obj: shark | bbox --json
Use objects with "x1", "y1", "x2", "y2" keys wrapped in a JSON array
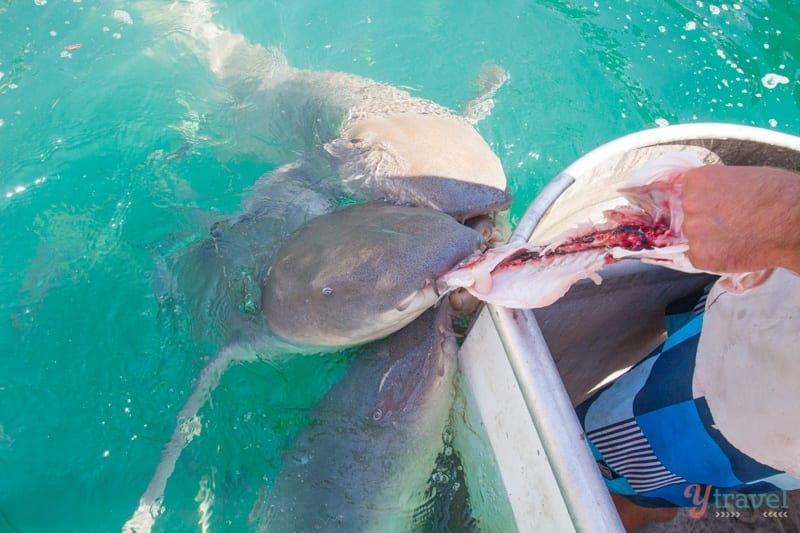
[
  {"x1": 124, "y1": 2, "x2": 511, "y2": 530},
  {"x1": 259, "y1": 303, "x2": 460, "y2": 532}
]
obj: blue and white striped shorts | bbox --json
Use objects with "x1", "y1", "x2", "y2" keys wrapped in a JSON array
[{"x1": 576, "y1": 312, "x2": 800, "y2": 507}]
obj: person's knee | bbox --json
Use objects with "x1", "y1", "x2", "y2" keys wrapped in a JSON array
[{"x1": 610, "y1": 492, "x2": 678, "y2": 532}]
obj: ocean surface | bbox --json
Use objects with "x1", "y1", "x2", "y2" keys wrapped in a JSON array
[{"x1": 1, "y1": 0, "x2": 798, "y2": 531}]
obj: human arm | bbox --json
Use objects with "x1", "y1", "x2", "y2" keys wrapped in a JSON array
[{"x1": 681, "y1": 164, "x2": 800, "y2": 274}]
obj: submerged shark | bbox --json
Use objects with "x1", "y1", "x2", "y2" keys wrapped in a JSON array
[
  {"x1": 129, "y1": 199, "x2": 487, "y2": 533},
  {"x1": 125, "y1": 2, "x2": 511, "y2": 530},
  {"x1": 137, "y1": 0, "x2": 511, "y2": 219},
  {"x1": 259, "y1": 302, "x2": 459, "y2": 532}
]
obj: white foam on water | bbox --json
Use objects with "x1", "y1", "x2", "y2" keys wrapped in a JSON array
[
  {"x1": 113, "y1": 9, "x2": 134, "y2": 25},
  {"x1": 195, "y1": 475, "x2": 215, "y2": 533},
  {"x1": 761, "y1": 73, "x2": 789, "y2": 89}
]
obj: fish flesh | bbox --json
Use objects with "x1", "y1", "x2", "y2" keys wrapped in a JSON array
[{"x1": 442, "y1": 152, "x2": 773, "y2": 309}]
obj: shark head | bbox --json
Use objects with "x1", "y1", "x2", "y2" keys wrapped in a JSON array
[
  {"x1": 261, "y1": 201, "x2": 484, "y2": 347},
  {"x1": 369, "y1": 302, "x2": 458, "y2": 426}
]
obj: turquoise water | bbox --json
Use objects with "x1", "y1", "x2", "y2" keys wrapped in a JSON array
[{"x1": 1, "y1": 0, "x2": 798, "y2": 531}]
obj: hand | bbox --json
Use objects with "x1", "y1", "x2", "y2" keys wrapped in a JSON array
[{"x1": 681, "y1": 165, "x2": 800, "y2": 274}]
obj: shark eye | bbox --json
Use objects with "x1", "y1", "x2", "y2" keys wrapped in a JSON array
[{"x1": 321, "y1": 287, "x2": 334, "y2": 296}]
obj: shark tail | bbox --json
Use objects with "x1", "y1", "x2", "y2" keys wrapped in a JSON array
[
  {"x1": 462, "y1": 63, "x2": 510, "y2": 125},
  {"x1": 135, "y1": 0, "x2": 291, "y2": 85},
  {"x1": 122, "y1": 343, "x2": 257, "y2": 533}
]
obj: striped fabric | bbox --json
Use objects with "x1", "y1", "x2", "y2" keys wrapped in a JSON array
[{"x1": 587, "y1": 419, "x2": 685, "y2": 493}]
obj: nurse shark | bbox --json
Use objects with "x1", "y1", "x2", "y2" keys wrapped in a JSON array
[
  {"x1": 262, "y1": 202, "x2": 484, "y2": 347},
  {"x1": 136, "y1": 0, "x2": 511, "y2": 218},
  {"x1": 125, "y1": 1, "x2": 510, "y2": 530},
  {"x1": 259, "y1": 303, "x2": 460, "y2": 532},
  {"x1": 126, "y1": 201, "x2": 483, "y2": 532}
]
